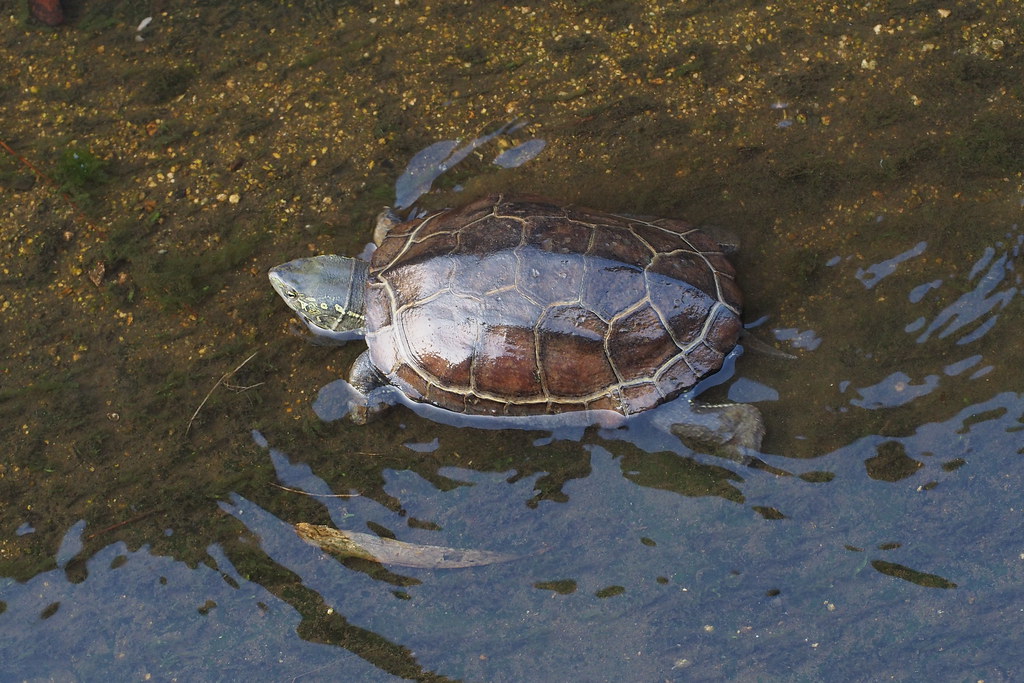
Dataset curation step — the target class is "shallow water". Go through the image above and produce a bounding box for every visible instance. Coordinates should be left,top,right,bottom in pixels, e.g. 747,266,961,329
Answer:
2,1,1023,680
4,219,1022,679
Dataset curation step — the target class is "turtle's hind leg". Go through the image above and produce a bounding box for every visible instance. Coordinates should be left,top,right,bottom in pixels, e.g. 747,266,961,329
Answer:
656,401,765,461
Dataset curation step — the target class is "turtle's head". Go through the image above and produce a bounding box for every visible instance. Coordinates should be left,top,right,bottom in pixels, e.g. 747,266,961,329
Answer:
269,254,369,334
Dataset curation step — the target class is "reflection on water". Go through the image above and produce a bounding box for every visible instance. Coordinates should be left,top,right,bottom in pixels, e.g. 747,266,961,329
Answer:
393,120,544,209
0,522,394,681
7,380,1021,679
728,376,780,403
849,370,941,410
492,139,547,169
847,228,1019,411
223,432,771,679
909,231,1021,345
773,327,822,350
855,239,928,289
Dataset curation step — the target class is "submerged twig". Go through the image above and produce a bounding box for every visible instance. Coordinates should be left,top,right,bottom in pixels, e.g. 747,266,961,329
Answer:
270,482,360,498
224,381,265,391
186,351,258,435
85,510,158,540
0,138,54,183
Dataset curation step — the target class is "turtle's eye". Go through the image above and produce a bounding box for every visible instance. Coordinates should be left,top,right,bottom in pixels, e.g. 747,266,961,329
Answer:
285,289,298,298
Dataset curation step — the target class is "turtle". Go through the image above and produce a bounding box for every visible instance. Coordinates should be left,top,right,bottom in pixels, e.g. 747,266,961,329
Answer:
269,195,764,454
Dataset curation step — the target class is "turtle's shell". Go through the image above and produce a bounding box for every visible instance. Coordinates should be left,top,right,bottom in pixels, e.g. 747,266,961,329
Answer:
363,195,742,416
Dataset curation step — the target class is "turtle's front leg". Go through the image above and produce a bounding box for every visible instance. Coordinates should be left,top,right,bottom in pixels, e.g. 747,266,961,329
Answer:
348,351,397,424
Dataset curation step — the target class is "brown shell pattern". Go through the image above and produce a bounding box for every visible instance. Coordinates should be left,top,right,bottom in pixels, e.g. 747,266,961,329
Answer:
364,195,742,416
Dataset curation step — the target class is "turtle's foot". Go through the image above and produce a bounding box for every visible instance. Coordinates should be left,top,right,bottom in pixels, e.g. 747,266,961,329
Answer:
312,380,395,425
347,352,397,424
350,388,398,424
668,402,765,461
347,395,371,425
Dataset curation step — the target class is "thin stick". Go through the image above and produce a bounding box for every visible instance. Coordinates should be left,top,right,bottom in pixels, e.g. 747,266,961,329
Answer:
85,510,157,540
186,351,258,435
0,137,54,183
270,482,360,498
223,381,264,391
